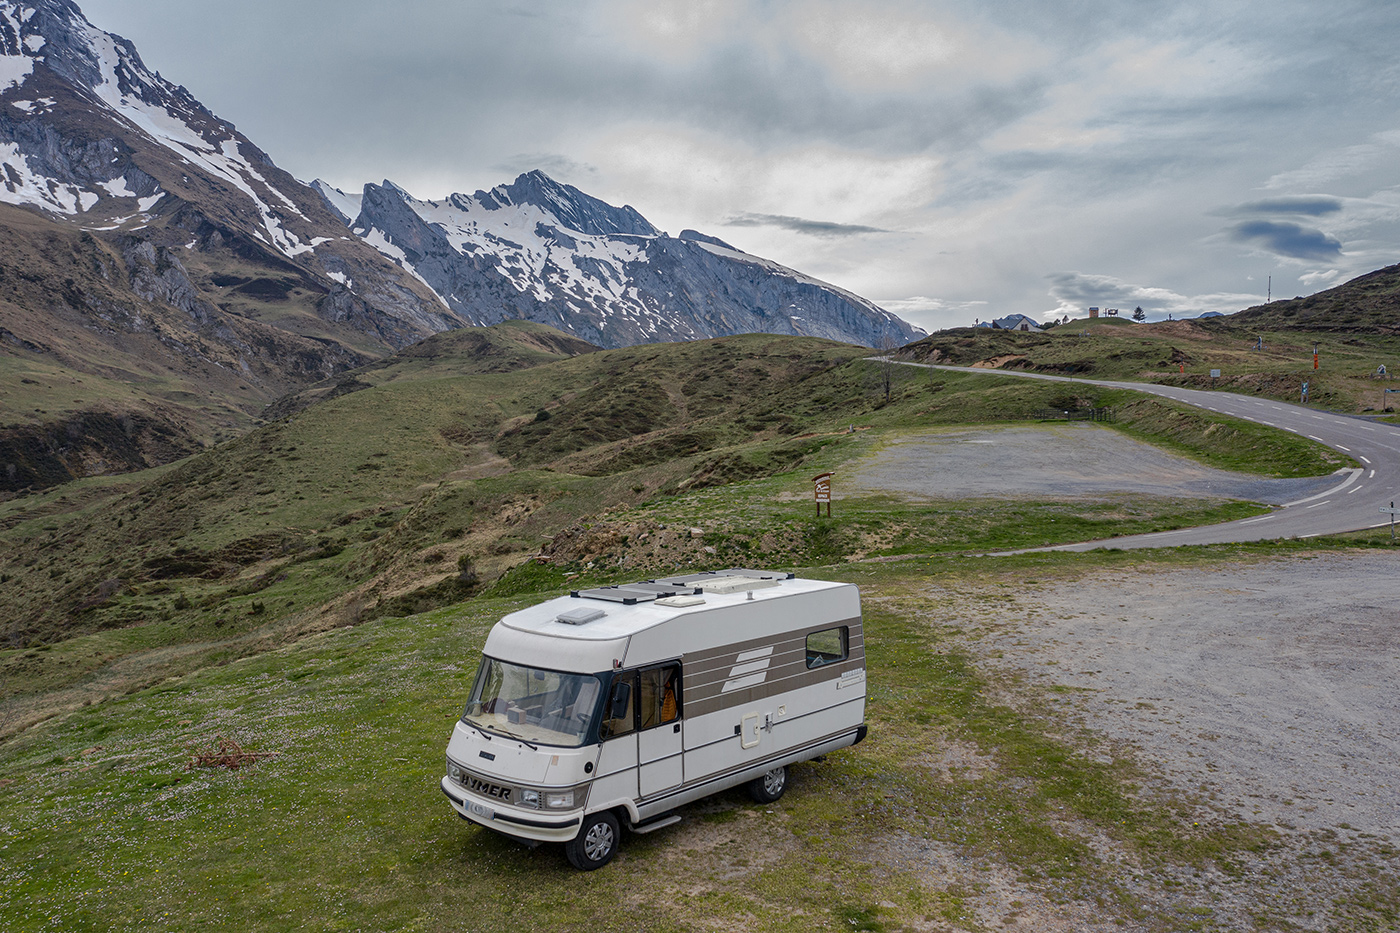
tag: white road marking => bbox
[1355,425,1375,432]
[1239,515,1277,524]
[1349,485,1364,494]
[1308,435,1324,441]
[1370,521,1392,528]
[1360,455,1371,463]
[1370,469,1376,478]
[1337,445,1351,451]
[1305,501,1331,509]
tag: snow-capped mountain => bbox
[313,171,924,349]
[0,0,459,491]
[0,0,451,339]
[0,0,922,491]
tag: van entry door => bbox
[638,663,684,796]
[594,673,639,802]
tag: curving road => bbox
[887,360,1400,550]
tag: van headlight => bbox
[518,788,541,809]
[545,790,574,809]
[446,759,465,783]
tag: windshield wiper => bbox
[493,725,539,751]
[461,720,492,741]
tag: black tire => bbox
[565,811,620,870]
[747,765,787,804]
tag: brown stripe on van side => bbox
[683,617,862,672]
[680,619,864,718]
[684,620,863,684]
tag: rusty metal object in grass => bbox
[186,735,278,771]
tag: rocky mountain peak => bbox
[469,170,660,238]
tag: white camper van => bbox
[440,568,868,869]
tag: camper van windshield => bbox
[461,658,603,748]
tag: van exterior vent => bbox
[699,577,779,595]
[655,595,705,608]
[556,607,607,625]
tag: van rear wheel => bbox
[565,811,620,870]
[747,765,787,804]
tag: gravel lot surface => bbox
[980,552,1400,840]
[845,424,1346,504]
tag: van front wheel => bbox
[747,765,787,804]
[566,811,620,870]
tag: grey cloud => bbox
[725,212,891,238]
[491,153,598,184]
[1228,196,1344,216]
[1045,272,1154,311]
[1229,220,1343,260]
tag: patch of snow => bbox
[137,191,164,211]
[0,51,34,92]
[23,34,44,52]
[326,271,350,287]
[360,226,449,309]
[0,142,89,214]
[98,176,136,198]
[311,179,361,225]
[9,99,34,113]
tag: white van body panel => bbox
[442,571,866,847]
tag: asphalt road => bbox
[888,360,1400,549]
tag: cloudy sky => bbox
[78,0,1400,332]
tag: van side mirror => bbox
[609,682,632,720]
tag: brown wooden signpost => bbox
[812,471,833,517]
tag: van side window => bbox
[599,673,636,740]
[805,627,848,669]
[638,664,681,730]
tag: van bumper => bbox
[440,776,582,843]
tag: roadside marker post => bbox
[812,471,833,518]
[1381,502,1400,542]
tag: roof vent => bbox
[556,607,607,626]
[655,595,705,608]
[699,577,779,595]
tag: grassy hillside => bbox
[0,325,1346,737]
[1230,262,1400,333]
[900,316,1400,413]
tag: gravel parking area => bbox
[846,424,1346,504]
[980,552,1400,839]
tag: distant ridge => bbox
[1231,263,1400,333]
[313,170,924,349]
